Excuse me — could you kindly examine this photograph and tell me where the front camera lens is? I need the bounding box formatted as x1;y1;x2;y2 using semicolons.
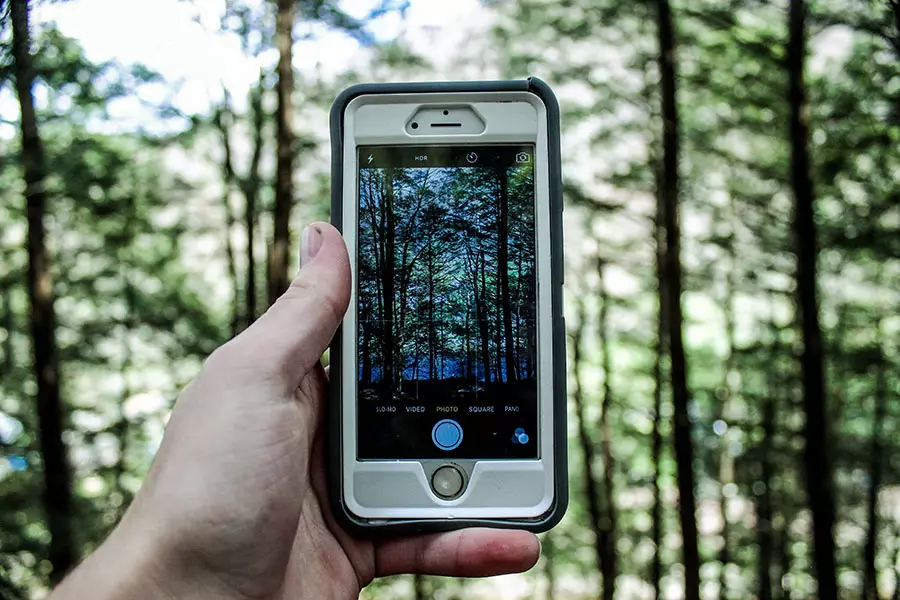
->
411;122;419;129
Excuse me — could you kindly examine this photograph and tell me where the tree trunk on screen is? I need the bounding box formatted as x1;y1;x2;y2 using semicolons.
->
214;101;241;336
361;299;372;385
381;169;396;392
597;261;617;600
268;0;295;306
428;247;437;381
655;0;700;597
11;0;75;582
244;73;264;326
494;267;503;383
478;250;492;384
571;301;605;581
862;310;887;600
788;2;838;598
498;168;516;382
465;307;473;383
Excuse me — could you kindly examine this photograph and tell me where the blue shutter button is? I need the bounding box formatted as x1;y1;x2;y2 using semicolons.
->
432;419;463;451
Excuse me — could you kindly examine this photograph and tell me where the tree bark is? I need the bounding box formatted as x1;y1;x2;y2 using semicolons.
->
571;301;606;583
213;101;241;337
655;0;700;597
268;0;295;306
862;306;887;600
597;261;618;600
11;0;75;582
788;1;838;598
498;168;517;382
243;72;264;326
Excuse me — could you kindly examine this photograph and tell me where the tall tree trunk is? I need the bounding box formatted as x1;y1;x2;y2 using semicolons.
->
382;169;396;393
718;203;738;599
757;335;778;600
788;1;838;598
775;507;793;600
268;0;295;306
498;168;517;381
214;101;241;337
862;306;887;600
544;532;556;600
114;197;137;520
571;301;606;582
651;155;666;600
414;574;426;600
11;0;75;582
597;261;618;600
893;530;900;600
244;73;264;326
0;281;12;375
655;0;700;597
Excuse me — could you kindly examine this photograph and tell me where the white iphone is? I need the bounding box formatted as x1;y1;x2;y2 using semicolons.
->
328;78;566;533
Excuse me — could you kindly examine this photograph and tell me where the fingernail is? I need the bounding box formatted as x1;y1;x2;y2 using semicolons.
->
301;225;322;267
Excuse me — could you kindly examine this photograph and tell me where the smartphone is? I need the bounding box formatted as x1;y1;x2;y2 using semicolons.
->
328;78;566;533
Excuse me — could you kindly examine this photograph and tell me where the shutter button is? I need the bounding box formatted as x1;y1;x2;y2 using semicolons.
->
431;465;465;499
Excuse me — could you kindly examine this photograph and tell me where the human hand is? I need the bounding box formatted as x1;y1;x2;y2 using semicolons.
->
52;222;540;600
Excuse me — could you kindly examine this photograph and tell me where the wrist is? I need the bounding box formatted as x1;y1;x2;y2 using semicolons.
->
49;510;245;600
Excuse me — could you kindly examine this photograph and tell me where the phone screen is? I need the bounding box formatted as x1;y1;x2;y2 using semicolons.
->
356;145;538;460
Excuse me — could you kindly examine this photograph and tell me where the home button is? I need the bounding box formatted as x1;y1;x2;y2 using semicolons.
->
431;465;465;499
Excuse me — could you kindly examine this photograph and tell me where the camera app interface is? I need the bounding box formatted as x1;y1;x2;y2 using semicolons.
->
356;145;538;460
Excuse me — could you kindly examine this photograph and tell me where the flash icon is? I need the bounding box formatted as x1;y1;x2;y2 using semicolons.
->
367;154;373;164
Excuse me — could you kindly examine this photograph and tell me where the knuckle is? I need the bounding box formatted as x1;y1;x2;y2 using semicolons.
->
284;276;346;323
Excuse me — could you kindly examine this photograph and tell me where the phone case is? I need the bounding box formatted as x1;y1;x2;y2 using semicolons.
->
328;77;567;534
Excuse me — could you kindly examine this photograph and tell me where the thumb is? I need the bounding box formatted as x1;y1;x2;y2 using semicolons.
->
212;222;351;391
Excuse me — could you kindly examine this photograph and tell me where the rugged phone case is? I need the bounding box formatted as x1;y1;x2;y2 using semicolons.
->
328;77;567;534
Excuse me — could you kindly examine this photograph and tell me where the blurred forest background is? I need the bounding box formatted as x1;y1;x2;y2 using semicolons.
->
0;0;898;598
